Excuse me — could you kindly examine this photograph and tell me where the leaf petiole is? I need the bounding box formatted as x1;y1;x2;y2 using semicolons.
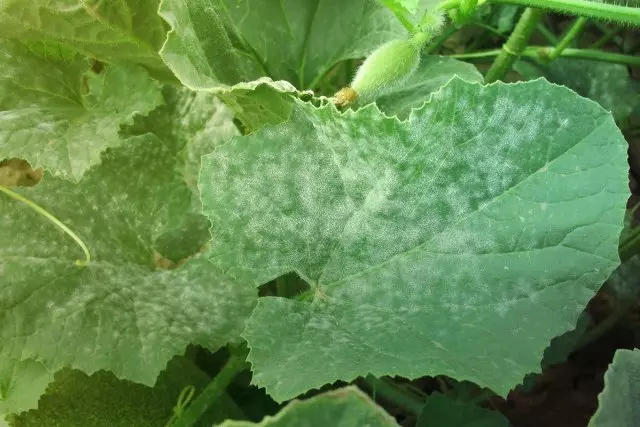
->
0;184;91;266
546;16;588;61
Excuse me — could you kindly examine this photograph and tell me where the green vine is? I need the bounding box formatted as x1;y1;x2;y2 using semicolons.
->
438;0;640;26
0;184;91;266
451;46;640;66
546;16;588;61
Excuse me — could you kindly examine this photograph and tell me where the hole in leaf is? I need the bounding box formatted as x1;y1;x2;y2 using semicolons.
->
0;158;43;187
258;271;310;299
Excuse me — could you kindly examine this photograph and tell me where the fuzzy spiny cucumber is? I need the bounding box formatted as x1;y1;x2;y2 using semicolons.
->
334;31;433;107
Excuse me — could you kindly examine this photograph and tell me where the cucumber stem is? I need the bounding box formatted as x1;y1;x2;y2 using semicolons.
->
439;0;640;26
485;8;544;83
490;0;640;25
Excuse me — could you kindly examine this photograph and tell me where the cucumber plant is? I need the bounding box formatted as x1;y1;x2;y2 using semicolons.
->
0;0;638;426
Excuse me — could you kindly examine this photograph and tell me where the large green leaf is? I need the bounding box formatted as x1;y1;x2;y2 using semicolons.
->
515;59;640;123
417;393;510;427
0;41;163;181
199;78;628;401
375;55;483;119
589;349;640;427
212;0;406;90
0;136;256;397
8;357;243;427
220;386;398;427
0;0;169;77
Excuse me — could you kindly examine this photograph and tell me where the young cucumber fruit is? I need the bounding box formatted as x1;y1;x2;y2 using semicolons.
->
335;31;431;107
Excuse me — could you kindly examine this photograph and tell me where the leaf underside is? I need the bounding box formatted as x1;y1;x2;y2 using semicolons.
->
220;386;399;427
417;392;510;427
589;349;640;427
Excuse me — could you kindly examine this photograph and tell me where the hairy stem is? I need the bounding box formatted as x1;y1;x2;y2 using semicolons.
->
485;8;544;83
0;184;91;266
490;0;640;25
439;0;640;26
547;16;588;61
451;46;640;66
168;346;249;427
362;375;424;416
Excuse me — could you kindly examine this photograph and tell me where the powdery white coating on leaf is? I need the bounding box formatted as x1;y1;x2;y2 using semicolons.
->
200;77;628;401
0;41;164;181
0;136;256;393
219;386;399;427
